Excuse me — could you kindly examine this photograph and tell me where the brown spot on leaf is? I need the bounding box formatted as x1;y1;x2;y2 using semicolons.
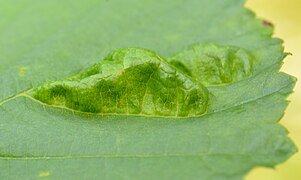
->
263;20;274;27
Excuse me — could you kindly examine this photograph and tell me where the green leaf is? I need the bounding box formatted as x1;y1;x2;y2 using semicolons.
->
0;0;296;179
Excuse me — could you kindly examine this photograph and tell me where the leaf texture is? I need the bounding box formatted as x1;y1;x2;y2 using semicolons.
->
0;0;296;179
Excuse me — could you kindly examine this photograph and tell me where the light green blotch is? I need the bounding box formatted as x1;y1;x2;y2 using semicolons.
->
18;66;28;77
33;48;208;117
38;171;50;177
169;43;254;86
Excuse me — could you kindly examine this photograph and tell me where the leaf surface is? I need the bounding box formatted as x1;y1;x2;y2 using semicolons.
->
0;0;296;179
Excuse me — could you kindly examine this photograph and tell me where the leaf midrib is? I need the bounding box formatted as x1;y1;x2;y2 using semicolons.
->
0;152;255;160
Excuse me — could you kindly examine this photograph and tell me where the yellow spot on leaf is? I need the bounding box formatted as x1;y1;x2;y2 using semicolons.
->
18;67;28;77
38;171;50;177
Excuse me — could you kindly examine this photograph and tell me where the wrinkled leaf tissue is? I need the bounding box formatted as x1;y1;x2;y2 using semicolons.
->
33;43;253;117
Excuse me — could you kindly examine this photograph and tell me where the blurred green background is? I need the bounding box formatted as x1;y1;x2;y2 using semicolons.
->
246;0;301;179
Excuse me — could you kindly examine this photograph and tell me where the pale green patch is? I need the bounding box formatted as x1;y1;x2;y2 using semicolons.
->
18;66;28;77
169;43;254;85
38;171;50;177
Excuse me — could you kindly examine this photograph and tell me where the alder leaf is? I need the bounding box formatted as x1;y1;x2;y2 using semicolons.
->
0;0;296;179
